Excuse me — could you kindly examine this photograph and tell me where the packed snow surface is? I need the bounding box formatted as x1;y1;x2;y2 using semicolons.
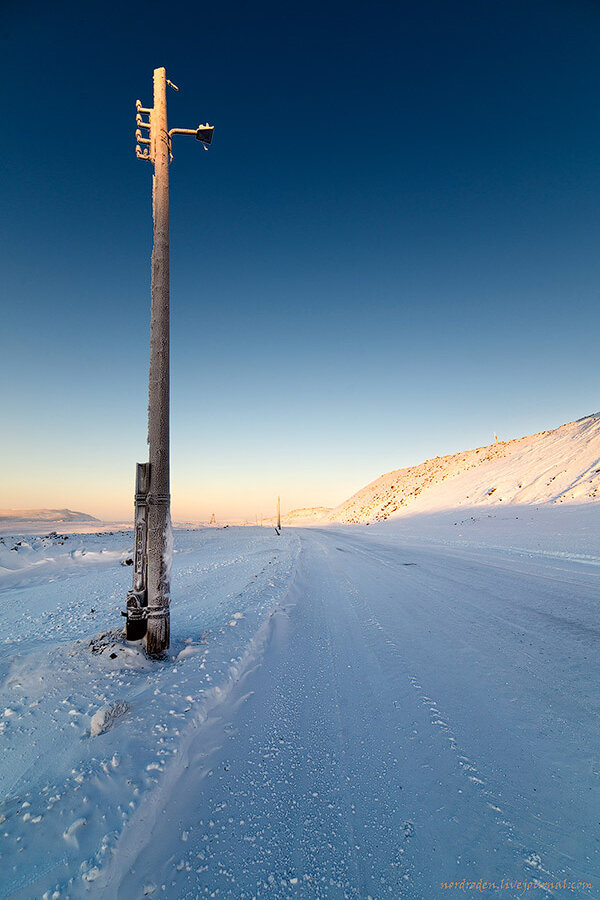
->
0;511;598;898
325;413;600;523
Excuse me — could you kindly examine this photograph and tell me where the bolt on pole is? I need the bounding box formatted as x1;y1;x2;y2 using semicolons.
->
125;67;214;656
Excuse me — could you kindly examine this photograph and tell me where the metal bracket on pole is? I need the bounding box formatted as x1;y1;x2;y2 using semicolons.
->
167;124;214;161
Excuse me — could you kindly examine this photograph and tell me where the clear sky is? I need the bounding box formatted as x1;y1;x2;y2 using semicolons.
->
2;0;600;521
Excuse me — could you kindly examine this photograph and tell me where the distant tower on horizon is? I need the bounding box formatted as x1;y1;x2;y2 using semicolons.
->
209;512;216;525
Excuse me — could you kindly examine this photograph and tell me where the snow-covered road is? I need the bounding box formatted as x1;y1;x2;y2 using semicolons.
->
0;519;598;898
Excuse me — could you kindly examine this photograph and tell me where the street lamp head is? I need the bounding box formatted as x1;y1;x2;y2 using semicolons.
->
196;124;214;144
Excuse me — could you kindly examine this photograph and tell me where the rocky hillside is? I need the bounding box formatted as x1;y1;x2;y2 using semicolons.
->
324;413;600;524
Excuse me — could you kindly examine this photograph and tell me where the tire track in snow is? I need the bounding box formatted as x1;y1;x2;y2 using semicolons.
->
315;530;562;896
89;542;303;898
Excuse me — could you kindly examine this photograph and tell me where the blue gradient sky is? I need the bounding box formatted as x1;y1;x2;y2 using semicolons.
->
2;0;600;520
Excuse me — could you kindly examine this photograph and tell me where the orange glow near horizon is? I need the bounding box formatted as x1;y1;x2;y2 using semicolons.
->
0;472;353;525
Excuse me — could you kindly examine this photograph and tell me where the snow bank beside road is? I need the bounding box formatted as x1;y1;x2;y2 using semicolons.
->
366;501;600;563
0;531;133;591
0;527;300;899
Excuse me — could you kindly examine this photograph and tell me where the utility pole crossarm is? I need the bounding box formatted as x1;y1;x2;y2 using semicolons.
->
135;100;153;161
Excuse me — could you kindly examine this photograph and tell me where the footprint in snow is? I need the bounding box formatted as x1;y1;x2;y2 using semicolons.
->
402;821;415;840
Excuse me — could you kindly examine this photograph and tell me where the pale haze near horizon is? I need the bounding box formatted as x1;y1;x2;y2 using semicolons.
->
2;408;596;522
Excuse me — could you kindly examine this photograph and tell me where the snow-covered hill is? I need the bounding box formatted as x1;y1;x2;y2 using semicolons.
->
325;413;600;524
0;508;99;524
264;506;333;526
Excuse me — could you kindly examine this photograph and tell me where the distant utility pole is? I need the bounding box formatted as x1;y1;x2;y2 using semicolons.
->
276;495;281;534
124;67;213;656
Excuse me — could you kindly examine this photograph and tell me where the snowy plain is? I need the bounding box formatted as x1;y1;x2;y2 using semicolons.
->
0;507;598;899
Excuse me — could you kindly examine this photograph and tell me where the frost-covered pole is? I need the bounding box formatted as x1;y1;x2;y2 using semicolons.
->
145;66;171;655
277;495;281;532
129;69;213;655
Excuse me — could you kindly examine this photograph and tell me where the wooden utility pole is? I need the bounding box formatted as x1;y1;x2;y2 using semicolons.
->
145;66;171;655
125;68;213;656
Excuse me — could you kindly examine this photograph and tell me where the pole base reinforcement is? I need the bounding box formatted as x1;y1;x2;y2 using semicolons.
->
124;589;148;641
